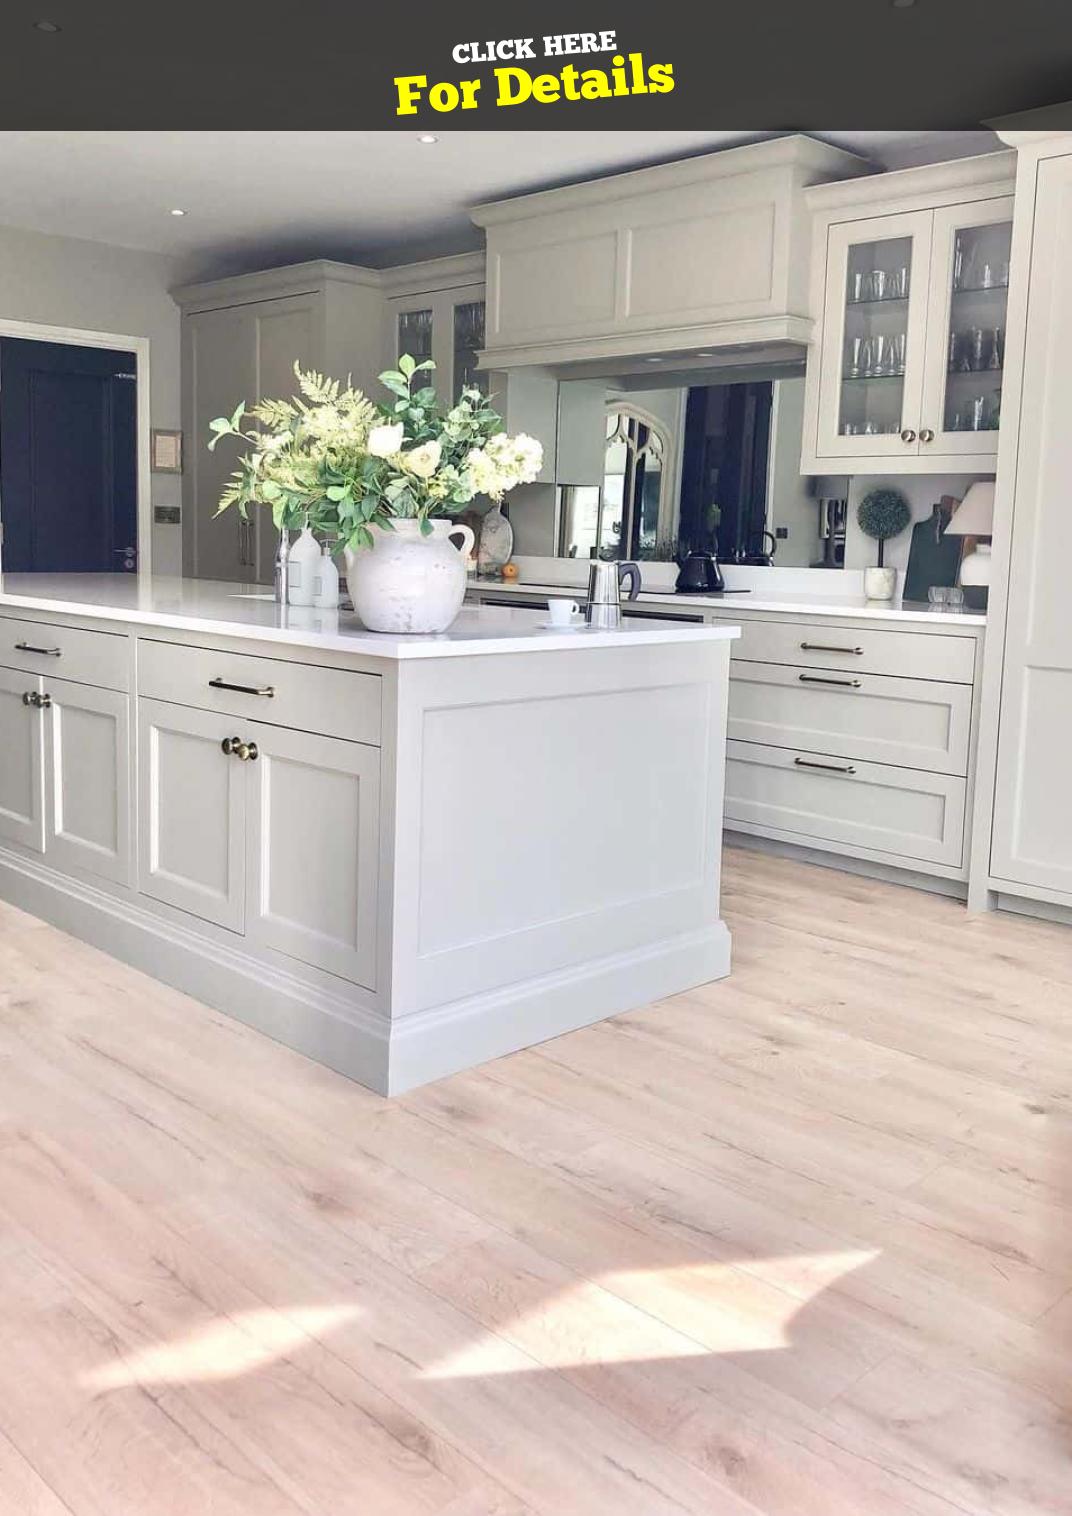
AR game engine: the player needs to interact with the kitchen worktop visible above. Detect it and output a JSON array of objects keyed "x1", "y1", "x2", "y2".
[
  {"x1": 467, "y1": 577, "x2": 987, "y2": 627},
  {"x1": 0, "y1": 575, "x2": 740, "y2": 659}
]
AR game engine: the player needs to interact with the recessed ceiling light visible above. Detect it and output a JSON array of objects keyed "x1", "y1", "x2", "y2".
[
  {"x1": 417, "y1": 134, "x2": 438, "y2": 145},
  {"x1": 169, "y1": 208, "x2": 187, "y2": 217},
  {"x1": 644, "y1": 356, "x2": 664, "y2": 363},
  {"x1": 695, "y1": 351, "x2": 714, "y2": 358},
  {"x1": 33, "y1": 18, "x2": 61, "y2": 30}
]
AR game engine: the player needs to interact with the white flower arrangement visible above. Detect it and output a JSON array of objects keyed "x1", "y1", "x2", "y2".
[{"x1": 208, "y1": 356, "x2": 543, "y2": 552}]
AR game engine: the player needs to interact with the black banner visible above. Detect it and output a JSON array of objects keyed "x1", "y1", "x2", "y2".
[{"x1": 1, "y1": 0, "x2": 1070, "y2": 128}]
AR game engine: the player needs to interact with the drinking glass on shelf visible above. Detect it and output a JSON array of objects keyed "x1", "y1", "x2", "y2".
[
  {"x1": 870, "y1": 334, "x2": 889, "y2": 376},
  {"x1": 945, "y1": 587, "x2": 966, "y2": 610},
  {"x1": 928, "y1": 585, "x2": 950, "y2": 607},
  {"x1": 849, "y1": 270, "x2": 866, "y2": 303},
  {"x1": 970, "y1": 327, "x2": 987, "y2": 371},
  {"x1": 889, "y1": 333, "x2": 906, "y2": 374},
  {"x1": 869, "y1": 269, "x2": 888, "y2": 301},
  {"x1": 891, "y1": 266, "x2": 909, "y2": 298},
  {"x1": 847, "y1": 336, "x2": 866, "y2": 377},
  {"x1": 987, "y1": 327, "x2": 1004, "y2": 370},
  {"x1": 948, "y1": 330, "x2": 961, "y2": 371}
]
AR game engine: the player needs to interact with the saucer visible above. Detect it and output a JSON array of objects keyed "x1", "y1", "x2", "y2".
[{"x1": 538, "y1": 617, "x2": 585, "y2": 630}]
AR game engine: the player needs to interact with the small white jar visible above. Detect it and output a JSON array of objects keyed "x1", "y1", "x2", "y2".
[
  {"x1": 287, "y1": 522, "x2": 321, "y2": 607},
  {"x1": 313, "y1": 545, "x2": 340, "y2": 610}
]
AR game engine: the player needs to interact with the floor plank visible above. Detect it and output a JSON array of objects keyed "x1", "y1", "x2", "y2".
[{"x1": 0, "y1": 845, "x2": 1069, "y2": 1514}]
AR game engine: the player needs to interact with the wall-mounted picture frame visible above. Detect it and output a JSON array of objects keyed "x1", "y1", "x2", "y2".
[{"x1": 151, "y1": 428, "x2": 183, "y2": 473}]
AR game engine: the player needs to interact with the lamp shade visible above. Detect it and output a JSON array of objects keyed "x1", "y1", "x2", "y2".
[{"x1": 946, "y1": 481, "x2": 995, "y2": 537}]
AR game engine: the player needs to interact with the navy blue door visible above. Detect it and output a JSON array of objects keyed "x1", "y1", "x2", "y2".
[{"x1": 0, "y1": 338, "x2": 138, "y2": 573}]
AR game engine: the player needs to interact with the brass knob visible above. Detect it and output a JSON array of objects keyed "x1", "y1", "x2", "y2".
[
  {"x1": 919, "y1": 427, "x2": 935, "y2": 443},
  {"x1": 222, "y1": 736, "x2": 258, "y2": 761},
  {"x1": 22, "y1": 691, "x2": 34, "y2": 707},
  {"x1": 900, "y1": 428, "x2": 917, "y2": 444}
]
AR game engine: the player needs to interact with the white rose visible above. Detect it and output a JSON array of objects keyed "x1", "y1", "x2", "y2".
[
  {"x1": 510, "y1": 433, "x2": 544, "y2": 483},
  {"x1": 464, "y1": 446, "x2": 501, "y2": 497},
  {"x1": 402, "y1": 439, "x2": 442, "y2": 479},
  {"x1": 368, "y1": 422, "x2": 404, "y2": 458}
]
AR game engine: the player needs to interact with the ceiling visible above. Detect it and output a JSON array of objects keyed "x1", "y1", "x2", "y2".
[{"x1": 0, "y1": 130, "x2": 1001, "y2": 281}]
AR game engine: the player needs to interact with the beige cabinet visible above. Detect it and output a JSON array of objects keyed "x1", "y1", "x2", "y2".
[
  {"x1": 383, "y1": 255, "x2": 486, "y2": 402},
  {"x1": 138, "y1": 692, "x2": 379, "y2": 988},
  {"x1": 708, "y1": 609, "x2": 983, "y2": 881},
  {"x1": 0, "y1": 666, "x2": 45, "y2": 854},
  {"x1": 725, "y1": 740, "x2": 967, "y2": 869},
  {"x1": 473, "y1": 137, "x2": 863, "y2": 369},
  {"x1": 245, "y1": 721, "x2": 379, "y2": 987},
  {"x1": 982, "y1": 141, "x2": 1072, "y2": 906},
  {"x1": 175, "y1": 263, "x2": 386, "y2": 584},
  {"x1": 0, "y1": 662, "x2": 131, "y2": 883},
  {"x1": 44, "y1": 678, "x2": 131, "y2": 886},
  {"x1": 802, "y1": 155, "x2": 1016, "y2": 474},
  {"x1": 139, "y1": 697, "x2": 246, "y2": 930}
]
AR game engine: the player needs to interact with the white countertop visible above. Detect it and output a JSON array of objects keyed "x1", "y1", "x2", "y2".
[
  {"x1": 469, "y1": 578, "x2": 987, "y2": 628},
  {"x1": 0, "y1": 575, "x2": 740, "y2": 660}
]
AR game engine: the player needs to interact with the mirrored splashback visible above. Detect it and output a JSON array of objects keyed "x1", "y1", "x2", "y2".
[{"x1": 547, "y1": 368, "x2": 848, "y2": 569}]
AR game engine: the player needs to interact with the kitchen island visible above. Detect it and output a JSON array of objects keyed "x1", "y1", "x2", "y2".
[{"x1": 0, "y1": 575, "x2": 738, "y2": 1093}]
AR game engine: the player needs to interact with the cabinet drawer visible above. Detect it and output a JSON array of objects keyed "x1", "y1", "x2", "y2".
[
  {"x1": 137, "y1": 639, "x2": 381, "y2": 747},
  {"x1": 708, "y1": 615, "x2": 976, "y2": 684},
  {"x1": 728, "y1": 663, "x2": 972, "y2": 776},
  {"x1": 0, "y1": 616, "x2": 128, "y2": 692},
  {"x1": 725, "y1": 740, "x2": 966, "y2": 868}
]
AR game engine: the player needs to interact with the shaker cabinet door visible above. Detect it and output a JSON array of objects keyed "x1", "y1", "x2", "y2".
[
  {"x1": 44, "y1": 678, "x2": 131, "y2": 885},
  {"x1": 138, "y1": 698, "x2": 246, "y2": 930},
  {"x1": 245, "y1": 722, "x2": 379, "y2": 988},
  {"x1": 813, "y1": 209, "x2": 934, "y2": 462},
  {"x1": 990, "y1": 154, "x2": 1072, "y2": 900},
  {"x1": 0, "y1": 666, "x2": 45, "y2": 854},
  {"x1": 918, "y1": 197, "x2": 1014, "y2": 462}
]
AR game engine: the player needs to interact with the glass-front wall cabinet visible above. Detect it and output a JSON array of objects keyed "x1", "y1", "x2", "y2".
[
  {"x1": 923, "y1": 201, "x2": 1013, "y2": 456},
  {"x1": 813, "y1": 197, "x2": 1013, "y2": 469},
  {"x1": 390, "y1": 285, "x2": 486, "y2": 404},
  {"x1": 837, "y1": 231, "x2": 916, "y2": 443}
]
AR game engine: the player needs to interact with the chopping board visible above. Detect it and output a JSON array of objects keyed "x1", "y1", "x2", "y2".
[{"x1": 903, "y1": 498, "x2": 964, "y2": 603}]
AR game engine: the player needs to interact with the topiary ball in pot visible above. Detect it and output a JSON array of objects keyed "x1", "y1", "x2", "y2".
[{"x1": 857, "y1": 488, "x2": 911, "y2": 568}]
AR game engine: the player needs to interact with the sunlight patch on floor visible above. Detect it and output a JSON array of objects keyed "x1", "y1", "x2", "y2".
[
  {"x1": 423, "y1": 1250, "x2": 880, "y2": 1379},
  {"x1": 81, "y1": 1304, "x2": 361, "y2": 1389}
]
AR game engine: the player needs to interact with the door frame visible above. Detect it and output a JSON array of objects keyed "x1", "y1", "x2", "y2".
[{"x1": 0, "y1": 317, "x2": 153, "y2": 577}]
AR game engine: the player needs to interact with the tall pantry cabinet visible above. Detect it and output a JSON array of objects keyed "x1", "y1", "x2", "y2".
[
  {"x1": 174, "y1": 262, "x2": 385, "y2": 585},
  {"x1": 971, "y1": 133, "x2": 1072, "y2": 915}
]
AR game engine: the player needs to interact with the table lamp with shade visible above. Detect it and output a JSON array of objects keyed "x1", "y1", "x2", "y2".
[{"x1": 946, "y1": 481, "x2": 995, "y2": 606}]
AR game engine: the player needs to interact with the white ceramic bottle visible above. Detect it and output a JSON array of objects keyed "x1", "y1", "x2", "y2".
[
  {"x1": 313, "y1": 543, "x2": 340, "y2": 609},
  {"x1": 287, "y1": 521, "x2": 320, "y2": 607}
]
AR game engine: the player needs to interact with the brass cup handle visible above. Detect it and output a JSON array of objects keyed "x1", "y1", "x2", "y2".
[
  {"x1": 900, "y1": 428, "x2": 917, "y2": 444},
  {"x1": 919, "y1": 427, "x2": 935, "y2": 444},
  {"x1": 221, "y1": 737, "x2": 258, "y2": 761}
]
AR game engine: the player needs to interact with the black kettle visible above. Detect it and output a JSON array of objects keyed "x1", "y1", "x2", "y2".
[{"x1": 675, "y1": 551, "x2": 725, "y2": 594}]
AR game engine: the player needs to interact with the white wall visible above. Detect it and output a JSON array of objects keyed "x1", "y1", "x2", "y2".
[{"x1": 0, "y1": 222, "x2": 183, "y2": 574}]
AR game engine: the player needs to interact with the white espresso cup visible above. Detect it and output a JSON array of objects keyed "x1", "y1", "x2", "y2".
[{"x1": 546, "y1": 597, "x2": 580, "y2": 626}]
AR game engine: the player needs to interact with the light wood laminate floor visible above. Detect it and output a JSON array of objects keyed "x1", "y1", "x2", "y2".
[{"x1": 0, "y1": 844, "x2": 1069, "y2": 1516}]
